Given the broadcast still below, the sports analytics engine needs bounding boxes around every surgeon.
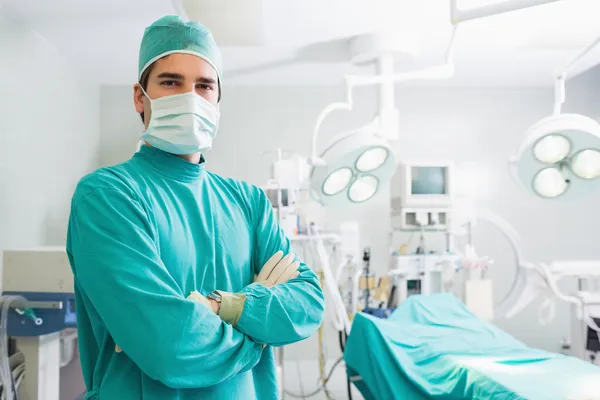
[66,16,325,400]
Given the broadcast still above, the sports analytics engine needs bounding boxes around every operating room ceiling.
[2,0,600,87]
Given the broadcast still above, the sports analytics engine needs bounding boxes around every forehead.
[149,53,218,79]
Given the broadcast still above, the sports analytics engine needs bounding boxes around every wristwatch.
[207,290,222,314]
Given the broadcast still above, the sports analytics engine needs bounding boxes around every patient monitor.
[391,160,455,230]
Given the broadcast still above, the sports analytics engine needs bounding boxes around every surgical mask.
[140,87,220,155]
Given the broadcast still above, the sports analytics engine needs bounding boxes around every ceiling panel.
[2,0,599,86]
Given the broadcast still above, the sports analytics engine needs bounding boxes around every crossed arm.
[68,184,324,388]
[213,187,325,346]
[177,187,325,347]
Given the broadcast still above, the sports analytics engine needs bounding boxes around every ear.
[133,84,145,114]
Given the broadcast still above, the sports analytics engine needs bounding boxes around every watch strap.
[216,290,246,327]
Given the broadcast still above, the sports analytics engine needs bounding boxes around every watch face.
[209,291,221,302]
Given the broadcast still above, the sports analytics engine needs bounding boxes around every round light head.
[355,147,389,172]
[322,167,353,196]
[532,167,569,198]
[310,131,396,206]
[571,149,600,180]
[348,175,379,203]
[511,114,600,200]
[533,134,571,164]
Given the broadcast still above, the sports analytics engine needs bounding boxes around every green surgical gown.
[66,145,325,399]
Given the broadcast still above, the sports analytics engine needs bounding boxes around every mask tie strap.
[137,84,152,101]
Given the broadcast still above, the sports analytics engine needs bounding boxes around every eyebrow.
[196,77,217,85]
[156,72,185,80]
[156,72,217,85]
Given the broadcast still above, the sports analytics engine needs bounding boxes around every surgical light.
[511,114,600,200]
[533,134,571,164]
[323,168,353,196]
[348,175,379,203]
[571,149,600,180]
[532,167,569,198]
[310,127,396,205]
[511,30,600,200]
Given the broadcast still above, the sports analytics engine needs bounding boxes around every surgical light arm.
[311,0,561,164]
[344,26,458,88]
[450,0,563,24]
[310,85,355,164]
[347,0,562,87]
[553,33,600,115]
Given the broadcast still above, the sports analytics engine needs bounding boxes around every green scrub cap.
[138,16,222,81]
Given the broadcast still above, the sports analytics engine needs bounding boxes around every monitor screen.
[411,166,447,195]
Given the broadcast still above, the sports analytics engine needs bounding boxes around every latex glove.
[216,252,300,327]
[115,291,214,353]
[255,250,300,288]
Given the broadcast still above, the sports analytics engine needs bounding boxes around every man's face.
[134,53,219,128]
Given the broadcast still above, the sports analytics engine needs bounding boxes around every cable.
[293,359,306,400]
[343,330,353,400]
[337,331,354,400]
[0,296,25,400]
[321,321,329,370]
[316,291,333,400]
[347,374,353,400]
[338,330,345,353]
[10,370,17,400]
[283,356,344,399]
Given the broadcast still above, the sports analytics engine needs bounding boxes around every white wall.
[99,68,600,362]
[100,85,143,167]
[0,10,100,399]
[0,12,101,252]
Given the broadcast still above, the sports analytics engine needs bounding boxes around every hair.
[138,59,222,124]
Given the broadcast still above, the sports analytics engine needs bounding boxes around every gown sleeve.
[68,180,264,389]
[220,186,325,346]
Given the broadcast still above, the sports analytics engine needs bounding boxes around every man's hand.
[187,290,216,312]
[255,250,300,288]
[208,299,219,313]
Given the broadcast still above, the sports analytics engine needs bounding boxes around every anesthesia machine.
[2,248,78,400]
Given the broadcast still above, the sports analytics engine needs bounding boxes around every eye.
[196,84,213,91]
[160,80,179,87]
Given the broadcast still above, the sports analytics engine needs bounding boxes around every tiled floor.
[282,359,364,400]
